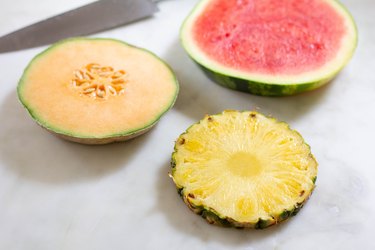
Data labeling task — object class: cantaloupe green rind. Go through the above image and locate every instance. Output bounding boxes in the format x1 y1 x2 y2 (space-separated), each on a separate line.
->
170 110 318 228
17 37 179 144
180 0 358 96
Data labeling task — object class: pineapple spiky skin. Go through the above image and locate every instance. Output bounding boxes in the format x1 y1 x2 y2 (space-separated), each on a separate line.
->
170 110 317 229
177 187 313 229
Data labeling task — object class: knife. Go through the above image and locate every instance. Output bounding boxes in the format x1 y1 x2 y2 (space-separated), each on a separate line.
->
0 0 160 53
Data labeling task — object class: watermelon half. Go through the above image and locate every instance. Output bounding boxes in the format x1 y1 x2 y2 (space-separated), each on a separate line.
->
181 0 357 96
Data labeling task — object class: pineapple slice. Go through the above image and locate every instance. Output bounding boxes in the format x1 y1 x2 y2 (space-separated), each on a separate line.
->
171 110 317 229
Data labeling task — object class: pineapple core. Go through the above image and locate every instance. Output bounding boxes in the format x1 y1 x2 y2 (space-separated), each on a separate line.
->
227 152 264 177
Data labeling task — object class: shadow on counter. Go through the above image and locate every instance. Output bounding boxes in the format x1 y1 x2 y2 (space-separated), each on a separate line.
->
154 161 297 247
0 90 150 185
163 39 336 123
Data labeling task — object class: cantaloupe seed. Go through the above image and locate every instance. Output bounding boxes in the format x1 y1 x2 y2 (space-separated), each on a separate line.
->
70 63 127 99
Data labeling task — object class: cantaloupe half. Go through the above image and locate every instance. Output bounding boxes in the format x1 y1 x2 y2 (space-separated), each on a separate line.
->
18 38 179 144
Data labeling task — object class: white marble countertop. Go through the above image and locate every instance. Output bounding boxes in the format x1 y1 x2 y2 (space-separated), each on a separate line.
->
0 0 374 249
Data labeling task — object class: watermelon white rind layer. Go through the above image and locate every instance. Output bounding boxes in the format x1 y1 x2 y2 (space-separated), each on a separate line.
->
181 0 358 96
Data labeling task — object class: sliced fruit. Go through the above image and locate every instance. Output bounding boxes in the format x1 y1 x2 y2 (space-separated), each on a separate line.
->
181 0 357 96
171 111 318 228
18 38 179 144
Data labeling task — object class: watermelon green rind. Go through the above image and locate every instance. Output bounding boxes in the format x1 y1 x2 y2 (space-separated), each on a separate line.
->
180 0 358 96
17 37 179 143
196 63 333 96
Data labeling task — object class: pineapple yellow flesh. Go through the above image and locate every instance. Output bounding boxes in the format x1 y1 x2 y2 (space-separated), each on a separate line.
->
172 111 317 225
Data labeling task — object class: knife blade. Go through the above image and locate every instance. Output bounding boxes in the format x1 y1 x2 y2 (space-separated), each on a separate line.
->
0 0 159 53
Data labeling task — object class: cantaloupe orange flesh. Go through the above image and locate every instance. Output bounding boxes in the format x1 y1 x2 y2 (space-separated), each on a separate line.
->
193 0 347 75
19 39 178 138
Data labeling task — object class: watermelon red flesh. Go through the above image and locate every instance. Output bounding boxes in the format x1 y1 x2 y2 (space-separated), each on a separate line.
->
193 0 346 75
